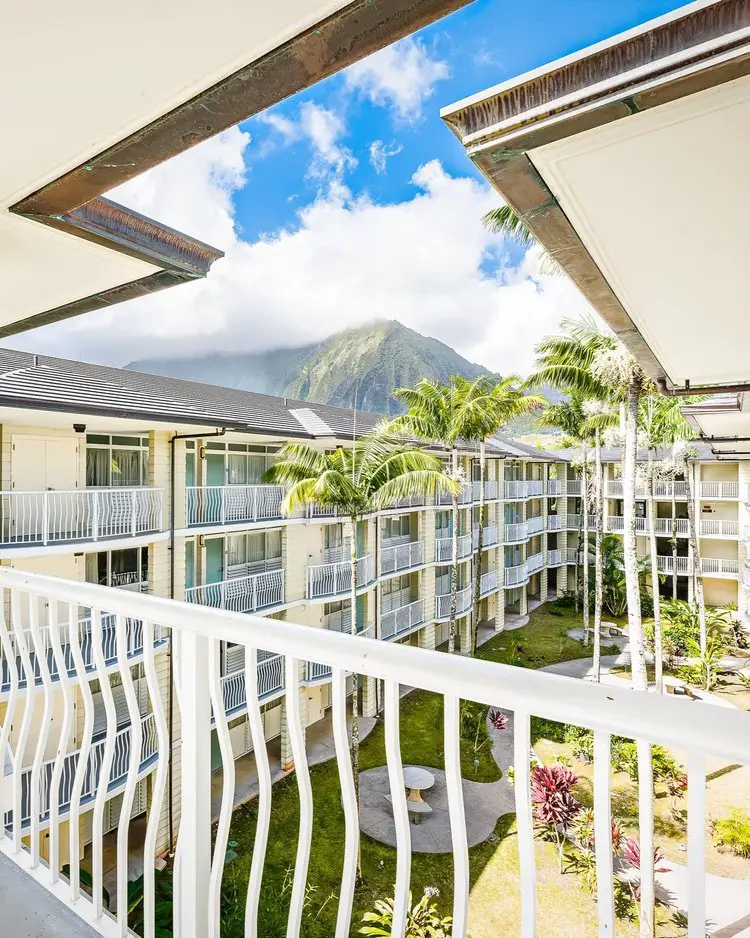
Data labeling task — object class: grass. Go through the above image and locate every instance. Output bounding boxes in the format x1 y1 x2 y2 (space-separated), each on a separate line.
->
220 604 640 937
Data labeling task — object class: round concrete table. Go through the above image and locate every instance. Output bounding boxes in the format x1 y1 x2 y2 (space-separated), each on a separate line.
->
402 766 435 818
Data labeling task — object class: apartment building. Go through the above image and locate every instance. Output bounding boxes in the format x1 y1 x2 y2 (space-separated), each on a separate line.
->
0 349 573 868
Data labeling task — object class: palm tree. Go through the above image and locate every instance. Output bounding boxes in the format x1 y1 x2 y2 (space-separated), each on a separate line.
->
451 375 542 653
265 430 455 874
674 442 708 653
482 203 558 274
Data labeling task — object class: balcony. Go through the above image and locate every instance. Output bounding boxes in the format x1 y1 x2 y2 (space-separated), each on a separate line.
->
546 514 561 531
0 488 162 549
435 585 472 619
436 485 473 506
565 479 582 495
1 614 168 696
546 479 564 496
185 484 285 527
700 557 739 578
472 524 499 549
306 554 375 600
504 561 529 587
527 552 544 574
652 518 689 537
546 548 562 566
504 480 544 500
435 533 472 563
479 570 499 595
0 567 747 938
185 569 285 613
701 481 739 499
381 599 425 640
472 480 499 501
219 652 285 715
380 539 424 574
699 519 739 538
504 521 528 544
323 608 371 636
526 515 545 536
653 481 688 499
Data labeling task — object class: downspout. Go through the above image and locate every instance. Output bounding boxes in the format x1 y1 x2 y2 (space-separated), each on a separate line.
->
166 427 226 853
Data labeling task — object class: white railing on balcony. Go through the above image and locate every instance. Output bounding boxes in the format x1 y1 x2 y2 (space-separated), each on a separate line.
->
526 552 544 574
504 561 529 587
380 539 424 574
0 568 748 938
384 493 426 510
526 515 545 536
306 554 374 600
653 481 688 499
503 480 527 500
546 479 563 496
0 488 163 547
185 484 285 527
1 615 167 694
219 653 285 715
700 557 739 577
480 570 499 595
471 480 499 502
504 521 528 543
435 585 472 619
699 519 739 537
437 484 473 506
435 533 472 563
185 569 284 613
565 479 582 495
305 660 333 682
5 712 158 833
546 514 561 531
652 517 690 536
472 524 499 549
381 599 425 640
306 503 340 518
546 548 562 566
526 480 544 498
654 555 691 575
564 547 579 564
605 480 647 499
701 481 739 499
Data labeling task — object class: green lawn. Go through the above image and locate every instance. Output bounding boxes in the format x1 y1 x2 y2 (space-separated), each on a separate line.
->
220 603 639 937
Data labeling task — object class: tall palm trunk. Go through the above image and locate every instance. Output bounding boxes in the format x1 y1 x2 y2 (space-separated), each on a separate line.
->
624 374 654 938
471 440 486 655
449 448 459 654
685 461 707 652
593 429 604 682
349 517 361 877
574 512 582 614
646 448 663 692
671 444 678 600
582 447 590 642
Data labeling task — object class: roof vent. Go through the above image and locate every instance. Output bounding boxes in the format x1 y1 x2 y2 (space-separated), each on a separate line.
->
289 408 334 437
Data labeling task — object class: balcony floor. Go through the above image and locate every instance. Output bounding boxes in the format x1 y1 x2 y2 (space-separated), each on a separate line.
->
0 851 99 937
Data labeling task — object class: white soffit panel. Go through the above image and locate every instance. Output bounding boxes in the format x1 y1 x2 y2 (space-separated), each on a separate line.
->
530 72 750 389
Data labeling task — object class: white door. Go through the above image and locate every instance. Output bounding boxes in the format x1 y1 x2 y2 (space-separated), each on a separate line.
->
10 437 79 541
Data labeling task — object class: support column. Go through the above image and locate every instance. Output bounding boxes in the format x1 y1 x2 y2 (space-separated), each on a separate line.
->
418 622 436 651
459 616 471 653
280 688 307 772
540 565 549 604
519 585 529 616
362 676 377 718
495 595 505 632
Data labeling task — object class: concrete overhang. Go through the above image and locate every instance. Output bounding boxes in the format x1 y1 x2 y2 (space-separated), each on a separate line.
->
2 0 472 338
441 0 750 395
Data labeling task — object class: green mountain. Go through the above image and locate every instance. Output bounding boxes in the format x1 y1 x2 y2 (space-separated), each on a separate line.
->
126 320 492 416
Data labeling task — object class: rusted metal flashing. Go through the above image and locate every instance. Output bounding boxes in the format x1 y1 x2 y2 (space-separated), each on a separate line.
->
441 0 750 389
13 0 472 217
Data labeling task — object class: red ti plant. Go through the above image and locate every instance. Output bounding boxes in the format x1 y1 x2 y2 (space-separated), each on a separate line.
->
488 709 509 731
620 836 670 900
530 764 582 871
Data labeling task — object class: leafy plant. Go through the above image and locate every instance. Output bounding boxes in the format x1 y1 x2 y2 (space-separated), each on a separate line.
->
61 865 110 912
712 808 750 858
612 741 682 792
460 700 491 764
564 724 594 762
686 634 725 691
128 868 173 938
530 764 582 871
360 889 454 937
619 837 669 901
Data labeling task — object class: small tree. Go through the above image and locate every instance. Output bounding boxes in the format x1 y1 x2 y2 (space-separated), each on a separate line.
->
360 889 453 937
530 764 582 871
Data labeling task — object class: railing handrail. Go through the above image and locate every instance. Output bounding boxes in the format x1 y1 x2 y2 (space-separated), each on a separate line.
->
0 486 160 495
2 567 749 768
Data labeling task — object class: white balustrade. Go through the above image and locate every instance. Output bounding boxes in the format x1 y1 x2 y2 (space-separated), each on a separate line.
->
546 479 563 496
700 557 739 577
526 480 544 498
564 547 579 563
435 586 472 619
565 479 582 495
219 653 285 715
437 484 473 506
0 488 162 547
380 540 424 574
435 533 472 563
526 552 544 574
306 554 374 600
305 661 333 683
546 514 561 531
653 481 688 498
472 480 499 501
652 517 689 536
526 515 545 536
504 521 528 543
504 561 529 587
186 569 285 612
699 519 739 537
566 513 581 530
472 524 499 549
480 570 499 595
701 481 739 499
185 484 285 526
381 600 425 640
0 568 747 938
503 480 527 499
546 549 562 566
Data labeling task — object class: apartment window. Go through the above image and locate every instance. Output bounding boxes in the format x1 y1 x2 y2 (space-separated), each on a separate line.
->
505 462 523 481
435 565 460 594
226 530 282 574
381 574 412 612
383 515 411 542
86 434 149 487
324 600 351 632
435 510 452 539
504 545 523 567
222 443 278 484
86 547 149 589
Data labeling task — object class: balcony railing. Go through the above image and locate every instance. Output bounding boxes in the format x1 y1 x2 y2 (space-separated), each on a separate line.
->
472 524 499 549
652 517 689 536
306 554 374 600
185 484 285 527
526 515 545 536
437 485 473 506
1 614 167 694
546 514 561 531
504 521 528 543
699 519 739 537
435 533 472 563
653 481 688 499
504 561 528 587
0 488 163 547
546 548 562 566
504 480 544 500
526 552 544 574
185 569 284 613
435 586 472 619
546 479 564 496
381 599 425 640
0 568 747 938
700 557 739 577
480 570 499 595
701 481 739 499
219 653 285 715
472 480 499 501
380 539 424 574
565 479 582 495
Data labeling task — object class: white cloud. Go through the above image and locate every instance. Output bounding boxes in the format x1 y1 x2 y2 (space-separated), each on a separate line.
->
344 37 450 122
258 103 356 179
369 140 403 174
16 131 593 376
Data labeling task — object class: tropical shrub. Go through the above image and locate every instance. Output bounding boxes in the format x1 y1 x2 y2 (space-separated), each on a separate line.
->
619 837 669 901
712 808 750 858
611 741 681 790
685 635 725 691
360 889 454 937
128 868 172 938
564 724 594 762
530 763 582 871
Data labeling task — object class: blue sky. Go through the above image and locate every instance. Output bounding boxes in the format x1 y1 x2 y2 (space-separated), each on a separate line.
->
24 0 685 371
